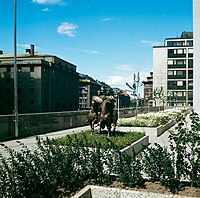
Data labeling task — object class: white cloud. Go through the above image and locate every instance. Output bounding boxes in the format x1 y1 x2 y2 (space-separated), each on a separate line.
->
100 17 113 22
105 76 125 86
42 7 51 12
140 39 162 47
32 0 63 5
57 22 78 37
81 49 99 54
114 64 134 72
17 44 31 49
103 64 152 96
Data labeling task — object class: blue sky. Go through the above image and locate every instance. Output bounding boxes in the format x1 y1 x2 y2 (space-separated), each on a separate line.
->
0 0 193 93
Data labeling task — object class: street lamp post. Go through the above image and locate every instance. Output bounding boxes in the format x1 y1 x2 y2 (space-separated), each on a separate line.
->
14 0 19 137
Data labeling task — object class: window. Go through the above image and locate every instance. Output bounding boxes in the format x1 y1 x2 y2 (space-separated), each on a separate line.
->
188 91 193 97
30 66 34 72
177 81 183 86
176 41 185 46
30 99 34 104
188 59 193 67
167 70 173 75
188 48 193 54
176 60 185 65
188 81 193 86
186 40 193 46
167 60 173 65
30 77 34 82
167 41 173 46
177 71 184 75
177 49 184 54
18 66 22 72
177 91 184 97
6 66 11 72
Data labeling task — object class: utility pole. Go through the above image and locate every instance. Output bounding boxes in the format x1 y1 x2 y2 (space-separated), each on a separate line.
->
14 0 19 137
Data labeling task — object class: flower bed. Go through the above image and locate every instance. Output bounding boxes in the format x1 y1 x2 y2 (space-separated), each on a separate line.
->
117 108 187 127
117 119 176 138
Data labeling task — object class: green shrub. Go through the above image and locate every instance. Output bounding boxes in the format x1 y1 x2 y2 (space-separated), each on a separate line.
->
114 149 144 187
169 110 200 187
142 143 180 193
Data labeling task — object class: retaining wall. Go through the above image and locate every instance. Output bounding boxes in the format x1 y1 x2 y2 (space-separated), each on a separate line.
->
0 106 163 141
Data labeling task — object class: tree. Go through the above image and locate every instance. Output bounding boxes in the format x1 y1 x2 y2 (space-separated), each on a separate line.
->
153 87 166 112
126 72 142 116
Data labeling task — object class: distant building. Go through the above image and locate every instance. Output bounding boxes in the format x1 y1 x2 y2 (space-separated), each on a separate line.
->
153 32 193 107
79 73 101 109
143 72 153 106
0 45 79 114
113 88 130 108
120 90 130 108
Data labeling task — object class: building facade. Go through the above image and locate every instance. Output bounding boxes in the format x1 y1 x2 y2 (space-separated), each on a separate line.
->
0 45 79 114
79 73 101 109
193 0 200 114
153 32 193 107
143 72 153 106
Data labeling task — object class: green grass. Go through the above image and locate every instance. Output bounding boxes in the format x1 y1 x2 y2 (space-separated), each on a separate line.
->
50 130 145 150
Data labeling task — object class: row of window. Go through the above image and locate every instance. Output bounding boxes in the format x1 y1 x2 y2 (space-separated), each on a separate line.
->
167 70 193 77
168 48 193 58
166 40 193 47
167 91 193 97
167 80 193 89
5 77 78 86
167 59 193 67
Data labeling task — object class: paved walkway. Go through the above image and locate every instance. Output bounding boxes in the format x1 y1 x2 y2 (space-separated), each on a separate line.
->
0 125 91 158
0 123 177 158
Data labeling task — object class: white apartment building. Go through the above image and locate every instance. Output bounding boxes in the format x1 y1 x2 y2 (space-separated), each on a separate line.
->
193 0 200 114
153 32 193 107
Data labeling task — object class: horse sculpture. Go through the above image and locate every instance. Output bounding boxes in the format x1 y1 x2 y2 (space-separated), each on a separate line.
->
86 95 118 137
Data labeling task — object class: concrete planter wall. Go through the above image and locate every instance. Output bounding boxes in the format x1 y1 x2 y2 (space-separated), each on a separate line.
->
120 135 149 155
72 185 190 198
117 120 176 138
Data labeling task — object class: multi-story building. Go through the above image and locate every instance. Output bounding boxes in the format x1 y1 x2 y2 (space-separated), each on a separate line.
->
0 45 79 114
153 32 193 107
143 72 153 106
193 0 200 114
79 73 101 109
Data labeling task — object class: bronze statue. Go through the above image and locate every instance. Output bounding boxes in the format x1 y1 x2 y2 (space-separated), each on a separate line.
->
86 95 118 137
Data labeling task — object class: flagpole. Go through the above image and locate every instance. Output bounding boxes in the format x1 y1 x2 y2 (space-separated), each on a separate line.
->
14 0 19 137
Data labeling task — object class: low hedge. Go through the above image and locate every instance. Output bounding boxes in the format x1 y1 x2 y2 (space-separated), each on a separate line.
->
50 130 145 149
